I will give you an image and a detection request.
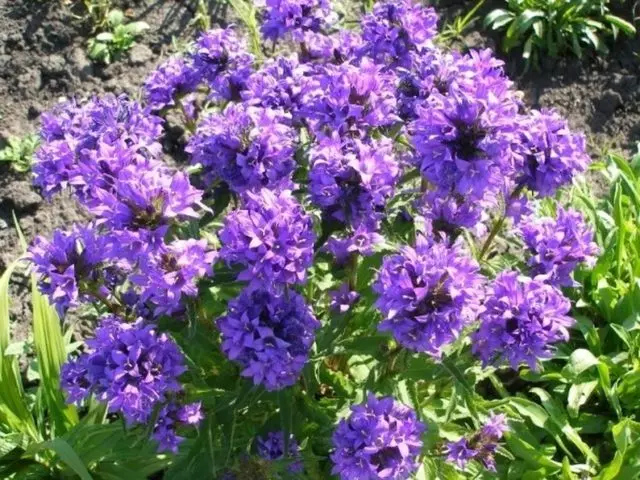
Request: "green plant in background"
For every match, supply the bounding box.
[485,0,636,66]
[0,134,39,174]
[438,0,486,46]
[88,9,149,64]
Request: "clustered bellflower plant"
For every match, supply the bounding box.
[25,0,602,477]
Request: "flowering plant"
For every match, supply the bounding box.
[2,1,638,479]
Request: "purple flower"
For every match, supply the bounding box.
[325,227,384,264]
[331,394,424,480]
[28,225,112,316]
[219,189,315,289]
[309,136,400,228]
[133,239,216,316]
[520,207,599,287]
[33,95,164,200]
[143,56,200,110]
[242,56,312,118]
[217,288,319,391]
[61,317,186,424]
[153,401,203,453]
[257,0,336,42]
[374,235,484,356]
[472,271,574,370]
[445,413,509,471]
[301,59,399,137]
[411,87,518,204]
[445,438,477,470]
[85,164,203,230]
[516,110,590,196]
[418,190,484,236]
[360,0,438,67]
[187,104,296,192]
[256,431,304,473]
[192,27,254,101]
[329,284,360,314]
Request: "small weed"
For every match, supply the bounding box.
[0,134,39,173]
[88,9,149,64]
[439,0,486,46]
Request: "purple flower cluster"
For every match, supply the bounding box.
[193,27,254,101]
[472,271,574,370]
[187,104,296,192]
[374,235,484,356]
[256,431,304,473]
[143,57,199,111]
[219,189,315,290]
[132,239,216,315]
[28,225,112,316]
[520,207,599,287]
[331,394,424,480]
[301,59,398,137]
[61,317,185,422]
[257,0,336,42]
[516,110,590,197]
[153,401,204,453]
[217,289,320,390]
[446,413,509,471]
[309,136,400,228]
[360,0,438,67]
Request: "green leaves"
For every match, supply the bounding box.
[0,134,39,173]
[87,9,149,64]
[485,0,636,66]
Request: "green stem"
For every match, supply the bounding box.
[441,357,480,426]
[478,185,525,261]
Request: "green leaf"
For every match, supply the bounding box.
[604,15,637,36]
[530,388,599,465]
[567,381,598,418]
[26,438,92,480]
[0,257,38,439]
[563,349,599,379]
[107,9,124,26]
[95,32,115,42]
[124,21,150,36]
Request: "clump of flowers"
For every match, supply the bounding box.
[257,0,336,42]
[61,317,186,420]
[143,56,199,111]
[516,109,590,197]
[29,225,112,316]
[331,394,424,480]
[256,431,304,473]
[374,234,484,357]
[186,104,296,192]
[519,207,599,286]
[219,188,315,289]
[217,288,320,390]
[153,401,204,453]
[360,0,438,67]
[446,413,509,471]
[472,271,574,370]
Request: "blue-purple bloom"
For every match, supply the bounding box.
[520,207,599,287]
[33,95,164,200]
[412,87,518,204]
[132,239,216,316]
[445,413,509,471]
[360,0,438,67]
[219,189,315,289]
[143,56,199,111]
[192,27,254,101]
[187,104,296,192]
[329,284,360,314]
[309,136,400,228]
[331,394,424,480]
[29,225,112,316]
[257,0,336,42]
[61,316,186,424]
[153,401,204,453]
[419,190,484,235]
[516,110,590,196]
[217,288,320,391]
[374,235,484,356]
[256,431,304,473]
[472,271,574,370]
[301,59,399,137]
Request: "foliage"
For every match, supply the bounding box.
[438,0,486,46]
[2,1,640,479]
[0,134,39,173]
[485,0,636,66]
[87,9,149,64]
